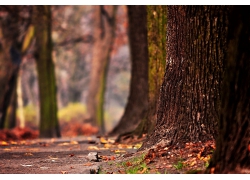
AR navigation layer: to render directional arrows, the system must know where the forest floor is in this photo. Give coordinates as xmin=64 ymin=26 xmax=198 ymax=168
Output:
xmin=0 ymin=125 xmax=214 ymax=174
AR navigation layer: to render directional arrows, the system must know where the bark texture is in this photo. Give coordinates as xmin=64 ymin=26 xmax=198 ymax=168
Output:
xmin=140 ymin=6 xmax=228 ymax=150
xmin=207 ymin=6 xmax=250 ymax=174
xmin=33 ymin=5 xmax=61 ymax=138
xmin=109 ymin=5 xmax=149 ymax=136
xmin=0 ymin=6 xmax=24 ymax=129
xmin=128 ymin=5 xmax=167 ymax=138
xmin=86 ymin=5 xmax=117 ymax=134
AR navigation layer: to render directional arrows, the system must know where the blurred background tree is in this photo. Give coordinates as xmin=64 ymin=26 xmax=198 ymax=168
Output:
xmin=0 ymin=5 xmax=131 ymax=137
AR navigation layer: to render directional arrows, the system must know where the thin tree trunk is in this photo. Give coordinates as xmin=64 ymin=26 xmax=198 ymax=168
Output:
xmin=33 ymin=5 xmax=61 ymax=138
xmin=86 ymin=5 xmax=117 ymax=135
xmin=109 ymin=5 xmax=149 ymax=136
xmin=140 ymin=5 xmax=229 ymax=150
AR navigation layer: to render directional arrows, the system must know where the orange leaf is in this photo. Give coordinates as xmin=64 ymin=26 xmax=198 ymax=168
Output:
xmin=83 ymin=162 xmax=93 ymax=166
xmin=0 ymin=141 xmax=9 ymax=146
xmin=61 ymin=171 xmax=68 ymax=174
xmin=126 ymin=162 xmax=132 ymax=167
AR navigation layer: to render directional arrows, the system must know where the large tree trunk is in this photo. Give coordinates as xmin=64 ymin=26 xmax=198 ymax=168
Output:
xmin=33 ymin=5 xmax=61 ymax=138
xmin=207 ymin=6 xmax=250 ymax=174
xmin=86 ymin=5 xmax=117 ymax=135
xmin=140 ymin=6 xmax=229 ymax=150
xmin=109 ymin=5 xmax=149 ymax=136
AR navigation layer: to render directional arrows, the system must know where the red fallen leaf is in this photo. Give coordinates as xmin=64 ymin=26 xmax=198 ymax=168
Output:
xmin=118 ymin=170 xmax=125 ymax=174
xmin=69 ymin=154 xmax=74 ymax=157
xmin=126 ymin=162 xmax=132 ymax=167
xmin=210 ymin=167 xmax=215 ymax=174
xmin=61 ymin=171 xmax=68 ymax=174
xmin=248 ymin=144 xmax=250 ymax=152
xmin=110 ymin=156 xmax=116 ymax=160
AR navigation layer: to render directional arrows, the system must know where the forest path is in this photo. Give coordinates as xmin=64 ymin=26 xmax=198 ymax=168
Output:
xmin=0 ymin=135 xmax=139 ymax=174
xmin=0 ymin=135 xmax=214 ymax=174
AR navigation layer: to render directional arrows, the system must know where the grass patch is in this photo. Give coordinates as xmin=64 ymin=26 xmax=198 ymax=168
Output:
xmin=173 ymin=161 xmax=184 ymax=170
xmin=58 ymin=103 xmax=86 ymax=122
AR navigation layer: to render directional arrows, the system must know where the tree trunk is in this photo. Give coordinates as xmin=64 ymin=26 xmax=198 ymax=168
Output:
xmin=109 ymin=5 xmax=149 ymax=136
xmin=132 ymin=5 xmax=167 ymax=138
xmin=140 ymin=5 xmax=229 ymax=150
xmin=86 ymin=5 xmax=117 ymax=135
xmin=33 ymin=5 xmax=61 ymax=138
xmin=207 ymin=6 xmax=250 ymax=174
xmin=0 ymin=6 xmax=22 ymax=129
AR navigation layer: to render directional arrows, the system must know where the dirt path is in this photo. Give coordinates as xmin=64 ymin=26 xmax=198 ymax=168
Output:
xmin=0 ymin=135 xmax=214 ymax=174
xmin=0 ymin=136 xmax=138 ymax=174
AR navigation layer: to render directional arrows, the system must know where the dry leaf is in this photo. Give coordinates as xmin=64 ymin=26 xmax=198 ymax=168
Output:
xmin=83 ymin=162 xmax=93 ymax=166
xmin=100 ymin=137 xmax=108 ymax=144
xmin=61 ymin=171 xmax=68 ymax=174
xmin=126 ymin=162 xmax=132 ymax=167
xmin=70 ymin=141 xmax=78 ymax=145
xmin=69 ymin=154 xmax=74 ymax=157
xmin=24 ymin=152 xmax=33 ymax=156
xmin=87 ymin=146 xmax=99 ymax=150
xmin=0 ymin=141 xmax=9 ymax=146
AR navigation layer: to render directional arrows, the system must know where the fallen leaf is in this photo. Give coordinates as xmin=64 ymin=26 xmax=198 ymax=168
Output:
xmin=61 ymin=171 xmax=68 ymax=174
xmin=70 ymin=141 xmax=78 ymax=145
xmin=0 ymin=141 xmax=9 ymax=146
xmin=210 ymin=167 xmax=215 ymax=174
xmin=58 ymin=142 xmax=70 ymax=146
xmin=69 ymin=154 xmax=74 ymax=157
xmin=10 ymin=141 xmax=17 ymax=145
xmin=113 ymin=149 xmax=126 ymax=154
xmin=165 ymin=165 xmax=173 ymax=168
xmin=24 ymin=152 xmax=33 ymax=156
xmin=118 ymin=170 xmax=125 ymax=174
xmin=100 ymin=137 xmax=108 ymax=144
xmin=83 ymin=162 xmax=94 ymax=166
xmin=126 ymin=162 xmax=132 ymax=167
xmin=87 ymin=146 xmax=99 ymax=150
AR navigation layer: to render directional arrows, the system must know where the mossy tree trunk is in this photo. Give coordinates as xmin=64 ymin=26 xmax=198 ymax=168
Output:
xmin=86 ymin=5 xmax=117 ymax=135
xmin=33 ymin=5 xmax=61 ymax=138
xmin=206 ymin=6 xmax=250 ymax=174
xmin=131 ymin=5 xmax=167 ymax=137
xmin=140 ymin=6 xmax=229 ymax=150
xmin=109 ymin=5 xmax=149 ymax=136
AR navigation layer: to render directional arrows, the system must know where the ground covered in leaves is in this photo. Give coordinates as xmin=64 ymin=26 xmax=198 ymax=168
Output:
xmin=0 ymin=126 xmax=215 ymax=174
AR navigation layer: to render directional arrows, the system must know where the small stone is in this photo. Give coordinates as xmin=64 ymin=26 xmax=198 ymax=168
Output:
xmin=90 ymin=165 xmax=100 ymax=174
xmin=87 ymin=152 xmax=100 ymax=162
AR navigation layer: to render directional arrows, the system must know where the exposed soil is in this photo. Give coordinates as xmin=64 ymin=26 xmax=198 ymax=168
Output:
xmin=0 ymin=126 xmax=214 ymax=174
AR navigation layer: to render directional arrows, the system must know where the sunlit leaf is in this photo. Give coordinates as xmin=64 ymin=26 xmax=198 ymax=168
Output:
xmin=83 ymin=162 xmax=94 ymax=166
xmin=70 ymin=141 xmax=78 ymax=144
xmin=100 ymin=137 xmax=108 ymax=144
xmin=87 ymin=146 xmax=99 ymax=150
xmin=24 ymin=152 xmax=33 ymax=156
xmin=0 ymin=141 xmax=9 ymax=146
xmin=10 ymin=141 xmax=18 ymax=145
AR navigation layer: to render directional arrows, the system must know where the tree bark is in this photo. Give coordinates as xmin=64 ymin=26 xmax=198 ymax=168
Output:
xmin=86 ymin=5 xmax=117 ymax=134
xmin=109 ymin=5 xmax=149 ymax=136
xmin=207 ymin=6 xmax=250 ymax=174
xmin=140 ymin=5 xmax=229 ymax=150
xmin=33 ymin=5 xmax=61 ymax=138
xmin=0 ymin=6 xmax=22 ymax=129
